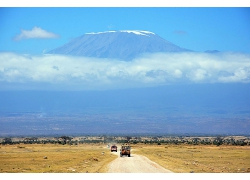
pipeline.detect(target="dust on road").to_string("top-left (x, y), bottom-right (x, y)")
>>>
top-left (107, 151), bottom-right (173, 173)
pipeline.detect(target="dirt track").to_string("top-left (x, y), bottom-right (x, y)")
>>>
top-left (107, 151), bottom-right (173, 173)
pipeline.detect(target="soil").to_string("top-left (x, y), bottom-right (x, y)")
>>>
top-left (107, 151), bottom-right (173, 173)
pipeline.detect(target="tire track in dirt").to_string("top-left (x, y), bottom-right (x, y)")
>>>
top-left (107, 151), bottom-right (173, 173)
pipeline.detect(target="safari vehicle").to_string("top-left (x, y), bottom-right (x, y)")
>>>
top-left (111, 145), bottom-right (117, 152)
top-left (120, 144), bottom-right (131, 157)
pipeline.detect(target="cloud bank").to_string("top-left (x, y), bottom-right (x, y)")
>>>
top-left (14, 26), bottom-right (59, 41)
top-left (0, 52), bottom-right (250, 90)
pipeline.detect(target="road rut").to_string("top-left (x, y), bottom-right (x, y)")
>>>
top-left (107, 151), bottom-right (173, 173)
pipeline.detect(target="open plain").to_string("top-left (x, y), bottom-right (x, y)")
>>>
top-left (0, 144), bottom-right (116, 173)
top-left (0, 142), bottom-right (250, 173)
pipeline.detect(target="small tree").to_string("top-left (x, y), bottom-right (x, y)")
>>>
top-left (59, 136), bottom-right (73, 145)
top-left (126, 136), bottom-right (132, 143)
top-left (2, 137), bottom-right (13, 145)
top-left (192, 138), bottom-right (201, 145)
top-left (213, 136), bottom-right (223, 146)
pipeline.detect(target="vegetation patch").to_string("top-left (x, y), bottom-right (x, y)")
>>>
top-left (132, 144), bottom-right (250, 173)
top-left (0, 144), bottom-right (116, 173)
top-left (1, 135), bottom-right (250, 173)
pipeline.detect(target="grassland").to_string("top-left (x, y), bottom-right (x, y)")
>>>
top-left (1, 143), bottom-right (250, 173)
top-left (0, 143), bottom-right (116, 173)
top-left (132, 144), bottom-right (250, 173)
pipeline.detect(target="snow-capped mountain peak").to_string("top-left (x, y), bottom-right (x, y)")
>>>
top-left (120, 30), bottom-right (155, 36)
top-left (85, 30), bottom-right (155, 37)
top-left (48, 30), bottom-right (190, 60)
top-left (85, 31), bottom-right (117, 35)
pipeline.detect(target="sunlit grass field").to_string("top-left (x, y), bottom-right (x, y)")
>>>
top-left (0, 144), bottom-right (116, 173)
top-left (1, 143), bottom-right (250, 173)
top-left (132, 144), bottom-right (250, 173)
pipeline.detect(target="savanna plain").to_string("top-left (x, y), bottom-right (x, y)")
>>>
top-left (1, 142), bottom-right (250, 173)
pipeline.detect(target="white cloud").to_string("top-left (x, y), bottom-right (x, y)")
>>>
top-left (14, 26), bottom-right (59, 41)
top-left (0, 52), bottom-right (250, 90)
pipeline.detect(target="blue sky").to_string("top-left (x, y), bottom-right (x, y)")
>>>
top-left (0, 6), bottom-right (250, 91)
top-left (1, 7), bottom-right (250, 54)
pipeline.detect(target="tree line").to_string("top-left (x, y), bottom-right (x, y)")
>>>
top-left (1, 136), bottom-right (249, 146)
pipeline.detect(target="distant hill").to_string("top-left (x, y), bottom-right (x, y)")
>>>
top-left (47, 30), bottom-right (191, 60)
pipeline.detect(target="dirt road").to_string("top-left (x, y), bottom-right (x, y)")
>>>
top-left (107, 151), bottom-right (173, 173)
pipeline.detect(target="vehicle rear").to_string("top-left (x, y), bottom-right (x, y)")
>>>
top-left (111, 145), bottom-right (117, 152)
top-left (120, 145), bottom-right (131, 157)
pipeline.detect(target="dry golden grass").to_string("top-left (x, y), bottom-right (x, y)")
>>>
top-left (132, 144), bottom-right (250, 173)
top-left (0, 143), bottom-right (116, 173)
top-left (1, 143), bottom-right (250, 173)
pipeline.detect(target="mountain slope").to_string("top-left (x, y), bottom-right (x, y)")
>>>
top-left (48, 30), bottom-right (190, 60)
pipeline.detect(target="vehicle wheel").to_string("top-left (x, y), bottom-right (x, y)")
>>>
top-left (128, 154), bottom-right (130, 157)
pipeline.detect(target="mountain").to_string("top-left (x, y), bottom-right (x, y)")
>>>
top-left (47, 30), bottom-right (191, 60)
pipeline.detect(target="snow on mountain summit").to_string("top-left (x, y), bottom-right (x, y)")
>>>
top-left (86, 30), bottom-right (155, 37)
top-left (120, 30), bottom-right (155, 36)
top-left (48, 30), bottom-right (190, 60)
